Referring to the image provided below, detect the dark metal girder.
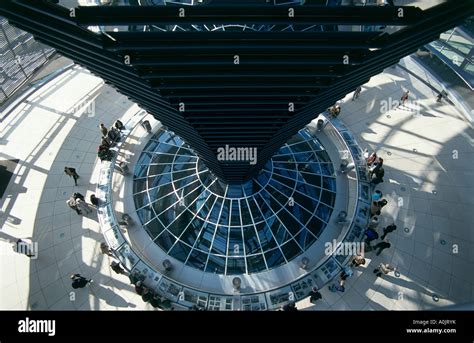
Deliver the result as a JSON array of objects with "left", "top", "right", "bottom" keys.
[
  {"left": 168, "top": 100, "right": 307, "bottom": 106},
  {"left": 130, "top": 55, "right": 365, "bottom": 67},
  {"left": 161, "top": 90, "right": 319, "bottom": 98},
  {"left": 107, "top": 30, "right": 383, "bottom": 42},
  {"left": 75, "top": 6, "right": 423, "bottom": 26},
  {"left": 126, "top": 50, "right": 369, "bottom": 58},
  {"left": 195, "top": 124, "right": 282, "bottom": 129},
  {"left": 153, "top": 82, "right": 330, "bottom": 89},
  {"left": 182, "top": 107, "right": 294, "bottom": 113},
  {"left": 139, "top": 66, "right": 345, "bottom": 78}
]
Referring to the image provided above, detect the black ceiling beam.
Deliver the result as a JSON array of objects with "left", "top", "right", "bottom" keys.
[
  {"left": 130, "top": 54, "right": 365, "bottom": 66},
  {"left": 127, "top": 50, "right": 368, "bottom": 57},
  {"left": 160, "top": 90, "right": 319, "bottom": 98},
  {"left": 181, "top": 107, "right": 294, "bottom": 113},
  {"left": 168, "top": 100, "right": 307, "bottom": 106},
  {"left": 105, "top": 31, "right": 387, "bottom": 51},
  {"left": 75, "top": 5, "right": 423, "bottom": 26}
]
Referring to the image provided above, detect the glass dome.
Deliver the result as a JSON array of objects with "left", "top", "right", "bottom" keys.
[{"left": 133, "top": 127, "right": 336, "bottom": 275}]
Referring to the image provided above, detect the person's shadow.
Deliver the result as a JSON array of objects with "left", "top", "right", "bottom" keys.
[{"left": 94, "top": 285, "right": 136, "bottom": 308}]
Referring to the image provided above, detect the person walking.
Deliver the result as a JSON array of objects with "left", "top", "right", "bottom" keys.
[
  {"left": 400, "top": 90, "right": 410, "bottom": 106},
  {"left": 380, "top": 224, "right": 397, "bottom": 240},
  {"left": 71, "top": 274, "right": 93, "bottom": 289},
  {"left": 64, "top": 167, "right": 80, "bottom": 186},
  {"left": 373, "top": 263, "right": 395, "bottom": 277},
  {"left": 99, "top": 123, "right": 108, "bottom": 137},
  {"left": 352, "top": 86, "right": 362, "bottom": 101},
  {"left": 374, "top": 239, "right": 391, "bottom": 256}
]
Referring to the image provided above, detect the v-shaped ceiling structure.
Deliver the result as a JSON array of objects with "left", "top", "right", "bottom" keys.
[{"left": 1, "top": 0, "right": 472, "bottom": 183}]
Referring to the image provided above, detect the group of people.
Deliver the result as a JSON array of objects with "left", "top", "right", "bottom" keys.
[
  {"left": 129, "top": 272, "right": 173, "bottom": 310},
  {"left": 366, "top": 151, "right": 384, "bottom": 185},
  {"left": 324, "top": 150, "right": 397, "bottom": 298},
  {"left": 364, "top": 188, "right": 397, "bottom": 256},
  {"left": 98, "top": 120, "right": 124, "bottom": 162}
]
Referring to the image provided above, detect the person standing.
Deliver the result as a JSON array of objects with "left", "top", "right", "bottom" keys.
[
  {"left": 71, "top": 274, "right": 93, "bottom": 289},
  {"left": 370, "top": 201, "right": 382, "bottom": 217},
  {"left": 110, "top": 260, "right": 126, "bottom": 275},
  {"left": 364, "top": 228, "right": 379, "bottom": 249},
  {"left": 76, "top": 198, "right": 92, "bottom": 215},
  {"left": 378, "top": 198, "right": 388, "bottom": 209},
  {"left": 436, "top": 92, "right": 443, "bottom": 103},
  {"left": 380, "top": 224, "right": 397, "bottom": 240},
  {"left": 369, "top": 157, "right": 383, "bottom": 177},
  {"left": 90, "top": 194, "right": 100, "bottom": 207},
  {"left": 66, "top": 197, "right": 81, "bottom": 215},
  {"left": 114, "top": 120, "right": 124, "bottom": 131},
  {"left": 400, "top": 90, "right": 410, "bottom": 106},
  {"left": 352, "top": 86, "right": 362, "bottom": 101},
  {"left": 374, "top": 239, "right": 391, "bottom": 256},
  {"left": 99, "top": 123, "right": 108, "bottom": 137},
  {"left": 64, "top": 167, "right": 79, "bottom": 186},
  {"left": 309, "top": 287, "right": 322, "bottom": 303},
  {"left": 367, "top": 152, "right": 377, "bottom": 166},
  {"left": 371, "top": 167, "right": 385, "bottom": 185},
  {"left": 100, "top": 242, "right": 113, "bottom": 256},
  {"left": 351, "top": 255, "right": 366, "bottom": 267}
]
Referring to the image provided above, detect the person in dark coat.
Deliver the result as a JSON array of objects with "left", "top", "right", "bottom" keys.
[
  {"left": 309, "top": 287, "right": 322, "bottom": 303},
  {"left": 64, "top": 167, "right": 80, "bottom": 186},
  {"left": 374, "top": 240, "right": 391, "bottom": 256},
  {"left": 71, "top": 274, "right": 92, "bottom": 289},
  {"left": 381, "top": 224, "right": 397, "bottom": 240}
]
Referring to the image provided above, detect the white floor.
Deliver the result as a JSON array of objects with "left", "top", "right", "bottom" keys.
[{"left": 0, "top": 58, "right": 473, "bottom": 310}]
